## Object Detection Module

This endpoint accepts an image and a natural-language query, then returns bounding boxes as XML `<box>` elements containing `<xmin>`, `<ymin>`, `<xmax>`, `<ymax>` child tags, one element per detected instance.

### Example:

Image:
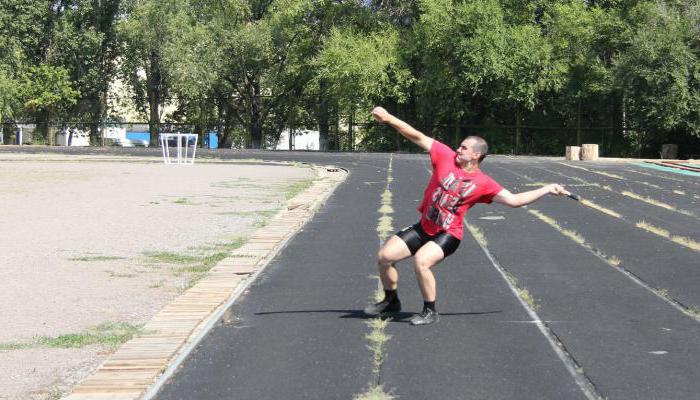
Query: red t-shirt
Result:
<box><xmin>418</xmin><ymin>140</ymin><xmax>504</xmax><ymax>240</ymax></box>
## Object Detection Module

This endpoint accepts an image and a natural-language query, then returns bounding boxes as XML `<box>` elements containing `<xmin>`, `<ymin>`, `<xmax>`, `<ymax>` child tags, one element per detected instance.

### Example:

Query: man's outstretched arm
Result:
<box><xmin>372</xmin><ymin>106</ymin><xmax>434</xmax><ymax>151</ymax></box>
<box><xmin>492</xmin><ymin>184</ymin><xmax>570</xmax><ymax>208</ymax></box>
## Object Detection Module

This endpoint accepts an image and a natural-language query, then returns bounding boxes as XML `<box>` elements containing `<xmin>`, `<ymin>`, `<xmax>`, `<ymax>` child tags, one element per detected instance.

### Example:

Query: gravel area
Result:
<box><xmin>0</xmin><ymin>153</ymin><xmax>315</xmax><ymax>399</ymax></box>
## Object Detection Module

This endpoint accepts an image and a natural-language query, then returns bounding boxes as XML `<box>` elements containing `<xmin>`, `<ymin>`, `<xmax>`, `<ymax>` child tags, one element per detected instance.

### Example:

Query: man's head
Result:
<box><xmin>456</xmin><ymin>136</ymin><xmax>488</xmax><ymax>165</ymax></box>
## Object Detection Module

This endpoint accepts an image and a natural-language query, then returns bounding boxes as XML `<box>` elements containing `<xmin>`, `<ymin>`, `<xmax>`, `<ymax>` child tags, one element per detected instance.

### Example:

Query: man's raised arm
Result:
<box><xmin>372</xmin><ymin>106</ymin><xmax>434</xmax><ymax>151</ymax></box>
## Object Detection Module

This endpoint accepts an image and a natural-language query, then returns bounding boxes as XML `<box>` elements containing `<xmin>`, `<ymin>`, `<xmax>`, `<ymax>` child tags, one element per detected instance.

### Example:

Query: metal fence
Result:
<box><xmin>0</xmin><ymin>119</ymin><xmax>668</xmax><ymax>158</ymax></box>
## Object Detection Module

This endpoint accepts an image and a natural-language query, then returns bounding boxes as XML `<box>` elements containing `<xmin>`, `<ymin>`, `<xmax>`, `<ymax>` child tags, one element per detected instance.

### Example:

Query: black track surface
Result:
<box><xmin>4</xmin><ymin>146</ymin><xmax>699</xmax><ymax>400</ymax></box>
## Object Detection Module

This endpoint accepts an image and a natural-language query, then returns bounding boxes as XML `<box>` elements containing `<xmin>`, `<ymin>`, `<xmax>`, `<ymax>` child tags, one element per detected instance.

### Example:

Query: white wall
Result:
<box><xmin>274</xmin><ymin>129</ymin><xmax>319</xmax><ymax>150</ymax></box>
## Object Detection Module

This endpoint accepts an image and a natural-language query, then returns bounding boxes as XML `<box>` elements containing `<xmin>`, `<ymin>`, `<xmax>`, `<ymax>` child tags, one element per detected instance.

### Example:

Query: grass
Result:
<box><xmin>561</xmin><ymin>228</ymin><xmax>586</xmax><ymax>245</ymax></box>
<box><xmin>688</xmin><ymin>307</ymin><xmax>700</xmax><ymax>318</ymax></box>
<box><xmin>172</xmin><ymin>197</ymin><xmax>194</xmax><ymax>205</ymax></box>
<box><xmin>68</xmin><ymin>255</ymin><xmax>125</xmax><ymax>262</ymax></box>
<box><xmin>144</xmin><ymin>239</ymin><xmax>247</xmax><ymax>278</ymax></box>
<box><xmin>529</xmin><ymin>209</ymin><xmax>623</xmax><ymax>268</ymax></box>
<box><xmin>354</xmin><ymin>385</ymin><xmax>395</xmax><ymax>400</ymax></box>
<box><xmin>284</xmin><ymin>179</ymin><xmax>315</xmax><ymax>200</ymax></box>
<box><xmin>216</xmin><ymin>209</ymin><xmax>279</xmax><ymax>218</ymax></box>
<box><xmin>635</xmin><ymin>221</ymin><xmax>670</xmax><ymax>237</ymax></box>
<box><xmin>634</xmin><ymin>220</ymin><xmax>700</xmax><ymax>252</ymax></box>
<box><xmin>148</xmin><ymin>280</ymin><xmax>165</xmax><ymax>289</ymax></box>
<box><xmin>608</xmin><ymin>256</ymin><xmax>622</xmax><ymax>267</ymax></box>
<box><xmin>37</xmin><ymin>322</ymin><xmax>142</xmax><ymax>349</ymax></box>
<box><xmin>467</xmin><ymin>224</ymin><xmax>488</xmax><ymax>246</ymax></box>
<box><xmin>381</xmin><ymin>189</ymin><xmax>392</xmax><ymax>203</ymax></box>
<box><xmin>174</xmin><ymin>252</ymin><xmax>228</xmax><ymax>275</ymax></box>
<box><xmin>376</xmin><ymin>216</ymin><xmax>394</xmax><ymax>241</ymax></box>
<box><xmin>670</xmin><ymin>235</ymin><xmax>700</xmax><ymax>251</ymax></box>
<box><xmin>0</xmin><ymin>341</ymin><xmax>33</xmax><ymax>350</ymax></box>
<box><xmin>106</xmin><ymin>270</ymin><xmax>137</xmax><ymax>278</ymax></box>
<box><xmin>504</xmin><ymin>273</ymin><xmax>539</xmax><ymax>310</ymax></box>
<box><xmin>580</xmin><ymin>199</ymin><xmax>622</xmax><ymax>219</ymax></box>
<box><xmin>365</xmin><ymin>318</ymin><xmax>391</xmax><ymax>374</ymax></box>
<box><xmin>0</xmin><ymin>322</ymin><xmax>142</xmax><ymax>351</ymax></box>
<box><xmin>378</xmin><ymin>204</ymin><xmax>394</xmax><ymax>214</ymax></box>
<box><xmin>559</xmin><ymin>162</ymin><xmax>662</xmax><ymax>188</ymax></box>
<box><xmin>622</xmin><ymin>191</ymin><xmax>695</xmax><ymax>217</ymax></box>
<box><xmin>353</xmin><ymin>155</ymin><xmax>396</xmax><ymax>400</ymax></box>
<box><xmin>143</xmin><ymin>251</ymin><xmax>202</xmax><ymax>264</ymax></box>
<box><xmin>215</xmin><ymin>237</ymin><xmax>248</xmax><ymax>251</ymax></box>
<box><xmin>43</xmin><ymin>387</ymin><xmax>63</xmax><ymax>400</ymax></box>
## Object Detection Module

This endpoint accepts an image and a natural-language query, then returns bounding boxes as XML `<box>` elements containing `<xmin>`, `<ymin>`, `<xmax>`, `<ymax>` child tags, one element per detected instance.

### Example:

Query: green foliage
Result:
<box><xmin>1</xmin><ymin>0</ymin><xmax>700</xmax><ymax>155</ymax></box>
<box><xmin>37</xmin><ymin>322</ymin><xmax>141</xmax><ymax>349</ymax></box>
<box><xmin>312</xmin><ymin>27</ymin><xmax>413</xmax><ymax>111</ymax></box>
<box><xmin>18</xmin><ymin>64</ymin><xmax>79</xmax><ymax>112</ymax></box>
<box><xmin>617</xmin><ymin>1</ymin><xmax>700</xmax><ymax>137</ymax></box>
<box><xmin>0</xmin><ymin>322</ymin><xmax>142</xmax><ymax>350</ymax></box>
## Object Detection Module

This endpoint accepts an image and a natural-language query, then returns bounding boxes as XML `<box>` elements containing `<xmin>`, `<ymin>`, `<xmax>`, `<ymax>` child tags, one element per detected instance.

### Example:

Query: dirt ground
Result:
<box><xmin>0</xmin><ymin>153</ymin><xmax>315</xmax><ymax>399</ymax></box>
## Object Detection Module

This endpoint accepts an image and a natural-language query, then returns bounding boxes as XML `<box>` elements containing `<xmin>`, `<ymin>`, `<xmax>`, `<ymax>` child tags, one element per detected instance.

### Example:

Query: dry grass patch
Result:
<box><xmin>622</xmin><ymin>191</ymin><xmax>695</xmax><ymax>217</ymax></box>
<box><xmin>467</xmin><ymin>224</ymin><xmax>488</xmax><ymax>246</ymax></box>
<box><xmin>529</xmin><ymin>209</ymin><xmax>623</xmax><ymax>268</ymax></box>
<box><xmin>504</xmin><ymin>273</ymin><xmax>539</xmax><ymax>311</ymax></box>
<box><xmin>580</xmin><ymin>199</ymin><xmax>622</xmax><ymax>219</ymax></box>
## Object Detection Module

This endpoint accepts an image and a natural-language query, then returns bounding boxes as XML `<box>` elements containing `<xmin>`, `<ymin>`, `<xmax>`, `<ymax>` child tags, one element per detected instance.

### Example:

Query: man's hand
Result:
<box><xmin>545</xmin><ymin>183</ymin><xmax>570</xmax><ymax>196</ymax></box>
<box><xmin>372</xmin><ymin>107</ymin><xmax>392</xmax><ymax>124</ymax></box>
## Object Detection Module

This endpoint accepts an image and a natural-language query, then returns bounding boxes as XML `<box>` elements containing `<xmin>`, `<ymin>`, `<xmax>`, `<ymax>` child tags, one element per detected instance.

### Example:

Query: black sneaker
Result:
<box><xmin>409</xmin><ymin>308</ymin><xmax>439</xmax><ymax>325</ymax></box>
<box><xmin>363</xmin><ymin>298</ymin><xmax>401</xmax><ymax>316</ymax></box>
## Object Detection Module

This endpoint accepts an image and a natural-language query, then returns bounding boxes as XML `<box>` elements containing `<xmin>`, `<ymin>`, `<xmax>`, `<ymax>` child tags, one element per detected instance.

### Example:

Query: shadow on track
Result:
<box><xmin>254</xmin><ymin>309</ymin><xmax>502</xmax><ymax>323</ymax></box>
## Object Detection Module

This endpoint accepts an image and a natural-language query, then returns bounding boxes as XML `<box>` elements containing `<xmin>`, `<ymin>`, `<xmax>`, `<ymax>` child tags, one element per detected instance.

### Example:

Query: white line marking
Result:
<box><xmin>468</xmin><ymin>230</ymin><xmax>602</xmax><ymax>400</ymax></box>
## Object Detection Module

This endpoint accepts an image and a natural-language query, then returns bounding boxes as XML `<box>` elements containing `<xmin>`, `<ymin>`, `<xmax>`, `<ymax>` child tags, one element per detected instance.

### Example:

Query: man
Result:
<box><xmin>365</xmin><ymin>106</ymin><xmax>571</xmax><ymax>326</ymax></box>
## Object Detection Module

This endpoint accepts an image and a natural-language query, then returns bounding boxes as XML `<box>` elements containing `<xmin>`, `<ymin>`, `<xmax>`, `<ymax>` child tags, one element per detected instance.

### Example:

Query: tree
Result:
<box><xmin>17</xmin><ymin>64</ymin><xmax>79</xmax><ymax>144</ymax></box>
<box><xmin>409</xmin><ymin>0</ymin><xmax>563</xmax><ymax>152</ymax></box>
<box><xmin>312</xmin><ymin>26</ymin><xmax>413</xmax><ymax>150</ymax></box>
<box><xmin>543</xmin><ymin>2</ymin><xmax>615</xmax><ymax>146</ymax></box>
<box><xmin>615</xmin><ymin>1</ymin><xmax>700</xmax><ymax>155</ymax></box>
<box><xmin>119</xmin><ymin>0</ymin><xmax>179</xmax><ymax>145</ymax></box>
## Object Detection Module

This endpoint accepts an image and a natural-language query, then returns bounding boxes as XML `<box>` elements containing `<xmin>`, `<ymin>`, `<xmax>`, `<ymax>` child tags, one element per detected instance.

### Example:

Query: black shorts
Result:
<box><xmin>396</xmin><ymin>223</ymin><xmax>461</xmax><ymax>257</ymax></box>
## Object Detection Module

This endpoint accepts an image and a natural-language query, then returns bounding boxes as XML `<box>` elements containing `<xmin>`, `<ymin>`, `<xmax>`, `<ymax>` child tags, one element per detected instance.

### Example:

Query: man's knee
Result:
<box><xmin>377</xmin><ymin>247</ymin><xmax>395</xmax><ymax>266</ymax></box>
<box><xmin>414</xmin><ymin>255</ymin><xmax>435</xmax><ymax>272</ymax></box>
<box><xmin>377</xmin><ymin>237</ymin><xmax>408</xmax><ymax>265</ymax></box>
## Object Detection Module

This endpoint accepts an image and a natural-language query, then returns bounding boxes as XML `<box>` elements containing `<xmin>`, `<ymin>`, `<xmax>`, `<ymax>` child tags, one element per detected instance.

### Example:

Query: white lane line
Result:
<box><xmin>468</xmin><ymin>232</ymin><xmax>602</xmax><ymax>400</ymax></box>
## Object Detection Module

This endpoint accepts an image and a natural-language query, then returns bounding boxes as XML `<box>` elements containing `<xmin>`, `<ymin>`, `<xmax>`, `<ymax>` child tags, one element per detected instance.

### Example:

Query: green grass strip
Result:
<box><xmin>285</xmin><ymin>179</ymin><xmax>315</xmax><ymax>200</ymax></box>
<box><xmin>68</xmin><ymin>255</ymin><xmax>125</xmax><ymax>262</ymax></box>
<box><xmin>0</xmin><ymin>322</ymin><xmax>142</xmax><ymax>351</ymax></box>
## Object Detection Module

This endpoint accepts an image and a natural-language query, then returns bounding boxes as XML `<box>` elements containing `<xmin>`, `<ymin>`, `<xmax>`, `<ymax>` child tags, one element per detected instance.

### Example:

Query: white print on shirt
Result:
<box><xmin>427</xmin><ymin>172</ymin><xmax>477</xmax><ymax>230</ymax></box>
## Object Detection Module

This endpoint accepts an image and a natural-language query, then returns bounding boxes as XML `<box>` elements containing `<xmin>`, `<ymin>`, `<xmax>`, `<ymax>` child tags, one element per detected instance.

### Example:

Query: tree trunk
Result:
<box><xmin>147</xmin><ymin>50</ymin><xmax>161</xmax><ymax>146</ymax></box>
<box><xmin>197</xmin><ymin>99</ymin><xmax>205</xmax><ymax>146</ymax></box>
<box><xmin>577</xmin><ymin>97</ymin><xmax>582</xmax><ymax>146</ymax></box>
<box><xmin>514</xmin><ymin>107</ymin><xmax>521</xmax><ymax>155</ymax></box>
<box><xmin>41</xmin><ymin>109</ymin><xmax>53</xmax><ymax>146</ymax></box>
<box><xmin>318</xmin><ymin>80</ymin><xmax>329</xmax><ymax>151</ymax></box>
<box><xmin>348</xmin><ymin>108</ymin><xmax>354</xmax><ymax>151</ymax></box>
<box><xmin>92</xmin><ymin>92</ymin><xmax>107</xmax><ymax>146</ymax></box>
<box><xmin>249</xmin><ymin>80</ymin><xmax>262</xmax><ymax>149</ymax></box>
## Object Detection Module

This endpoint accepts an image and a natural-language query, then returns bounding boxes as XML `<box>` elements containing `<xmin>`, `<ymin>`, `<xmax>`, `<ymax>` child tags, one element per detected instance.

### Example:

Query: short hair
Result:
<box><xmin>465</xmin><ymin>135</ymin><xmax>488</xmax><ymax>162</ymax></box>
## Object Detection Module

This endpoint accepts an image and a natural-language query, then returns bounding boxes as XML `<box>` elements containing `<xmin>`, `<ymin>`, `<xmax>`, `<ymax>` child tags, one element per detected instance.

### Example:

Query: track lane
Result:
<box><xmin>378</xmin><ymin>155</ymin><xmax>588</xmax><ymax>400</ymax></box>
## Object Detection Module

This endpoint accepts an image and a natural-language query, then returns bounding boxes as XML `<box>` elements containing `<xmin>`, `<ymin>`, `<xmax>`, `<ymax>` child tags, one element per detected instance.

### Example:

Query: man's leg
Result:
<box><xmin>377</xmin><ymin>235</ymin><xmax>412</xmax><ymax>290</ymax></box>
<box><xmin>410</xmin><ymin>242</ymin><xmax>446</xmax><ymax>325</ymax></box>
<box><xmin>364</xmin><ymin>235</ymin><xmax>412</xmax><ymax>316</ymax></box>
